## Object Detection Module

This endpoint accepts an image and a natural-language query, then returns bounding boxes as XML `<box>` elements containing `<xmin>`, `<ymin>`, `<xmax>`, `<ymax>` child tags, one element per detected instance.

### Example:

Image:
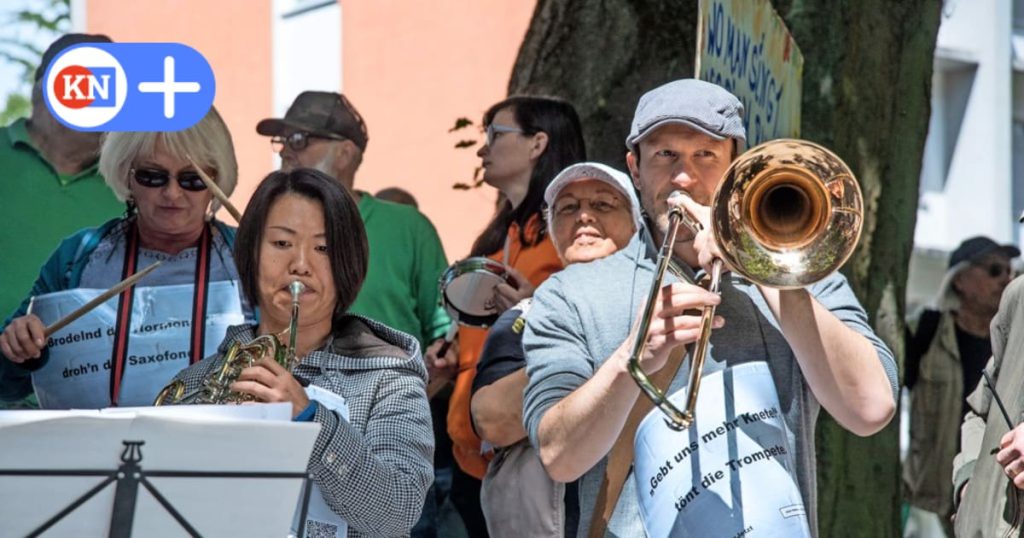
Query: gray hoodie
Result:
<box><xmin>170</xmin><ymin>315</ymin><xmax>433</xmax><ymax>538</ymax></box>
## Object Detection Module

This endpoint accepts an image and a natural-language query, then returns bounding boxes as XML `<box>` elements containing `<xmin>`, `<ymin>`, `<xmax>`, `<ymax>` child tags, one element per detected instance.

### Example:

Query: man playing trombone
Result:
<box><xmin>520</xmin><ymin>79</ymin><xmax>897</xmax><ymax>537</ymax></box>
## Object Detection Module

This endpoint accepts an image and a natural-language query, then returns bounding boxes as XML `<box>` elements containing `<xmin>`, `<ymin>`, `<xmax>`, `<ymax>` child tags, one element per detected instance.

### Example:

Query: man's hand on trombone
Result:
<box><xmin>673</xmin><ymin>193</ymin><xmax>736</xmax><ymax>276</ymax></box>
<box><xmin>622</xmin><ymin>282</ymin><xmax>723</xmax><ymax>375</ymax></box>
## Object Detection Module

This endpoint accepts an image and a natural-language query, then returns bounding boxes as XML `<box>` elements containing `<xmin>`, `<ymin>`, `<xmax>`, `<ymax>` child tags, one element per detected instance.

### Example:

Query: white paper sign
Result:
<box><xmin>634</xmin><ymin>361</ymin><xmax>811</xmax><ymax>538</ymax></box>
<box><xmin>30</xmin><ymin>282</ymin><xmax>246</xmax><ymax>409</ymax></box>
<box><xmin>290</xmin><ymin>384</ymin><xmax>351</xmax><ymax>538</ymax></box>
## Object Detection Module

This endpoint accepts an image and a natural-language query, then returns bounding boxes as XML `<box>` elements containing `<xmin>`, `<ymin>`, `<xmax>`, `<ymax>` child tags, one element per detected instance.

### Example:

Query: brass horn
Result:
<box><xmin>628</xmin><ymin>139</ymin><xmax>863</xmax><ymax>430</ymax></box>
<box><xmin>154</xmin><ymin>280</ymin><xmax>305</xmax><ymax>405</ymax></box>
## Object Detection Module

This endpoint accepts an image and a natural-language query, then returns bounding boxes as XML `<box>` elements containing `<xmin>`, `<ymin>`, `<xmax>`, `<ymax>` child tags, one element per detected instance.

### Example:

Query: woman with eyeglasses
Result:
<box><xmin>0</xmin><ymin>106</ymin><xmax>253</xmax><ymax>409</ymax></box>
<box><xmin>430</xmin><ymin>95</ymin><xmax>585</xmax><ymax>536</ymax></box>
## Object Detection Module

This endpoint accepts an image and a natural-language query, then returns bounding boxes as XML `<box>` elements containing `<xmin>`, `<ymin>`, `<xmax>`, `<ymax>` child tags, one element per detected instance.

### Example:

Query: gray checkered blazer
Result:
<box><xmin>170</xmin><ymin>315</ymin><xmax>434</xmax><ymax>537</ymax></box>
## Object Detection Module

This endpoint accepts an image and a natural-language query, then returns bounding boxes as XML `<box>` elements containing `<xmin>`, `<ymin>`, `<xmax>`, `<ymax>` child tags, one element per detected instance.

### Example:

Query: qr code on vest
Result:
<box><xmin>304</xmin><ymin>519</ymin><xmax>338</xmax><ymax>538</ymax></box>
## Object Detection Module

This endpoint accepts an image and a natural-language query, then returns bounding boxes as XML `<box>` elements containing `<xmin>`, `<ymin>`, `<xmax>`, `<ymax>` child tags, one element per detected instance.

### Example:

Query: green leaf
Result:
<box><xmin>454</xmin><ymin>139</ymin><xmax>477</xmax><ymax>149</ymax></box>
<box><xmin>448</xmin><ymin>117</ymin><xmax>473</xmax><ymax>132</ymax></box>
<box><xmin>0</xmin><ymin>93</ymin><xmax>31</xmax><ymax>125</ymax></box>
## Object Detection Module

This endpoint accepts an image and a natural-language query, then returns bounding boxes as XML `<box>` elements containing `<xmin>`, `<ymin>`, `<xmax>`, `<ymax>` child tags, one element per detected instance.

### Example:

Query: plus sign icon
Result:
<box><xmin>43</xmin><ymin>43</ymin><xmax>215</xmax><ymax>131</ymax></box>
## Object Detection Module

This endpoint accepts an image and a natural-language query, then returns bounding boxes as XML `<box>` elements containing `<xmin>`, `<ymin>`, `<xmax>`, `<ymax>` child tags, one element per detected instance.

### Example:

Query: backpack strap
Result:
<box><xmin>905</xmin><ymin>309</ymin><xmax>942</xmax><ymax>389</ymax></box>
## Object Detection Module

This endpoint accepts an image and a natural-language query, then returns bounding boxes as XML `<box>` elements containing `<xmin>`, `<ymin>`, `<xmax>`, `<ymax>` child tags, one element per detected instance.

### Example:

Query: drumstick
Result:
<box><xmin>187</xmin><ymin>155</ymin><xmax>242</xmax><ymax>224</ymax></box>
<box><xmin>436</xmin><ymin>323</ymin><xmax>458</xmax><ymax>359</ymax></box>
<box><xmin>427</xmin><ymin>324</ymin><xmax>459</xmax><ymax>399</ymax></box>
<box><xmin>44</xmin><ymin>262</ymin><xmax>162</xmax><ymax>338</ymax></box>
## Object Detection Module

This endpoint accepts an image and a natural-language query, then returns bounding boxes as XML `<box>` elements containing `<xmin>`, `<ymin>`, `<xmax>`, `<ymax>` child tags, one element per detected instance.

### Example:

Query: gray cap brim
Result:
<box><xmin>630</xmin><ymin>118</ymin><xmax>727</xmax><ymax>149</ymax></box>
<box><xmin>544</xmin><ymin>162</ymin><xmax>642</xmax><ymax>229</ymax></box>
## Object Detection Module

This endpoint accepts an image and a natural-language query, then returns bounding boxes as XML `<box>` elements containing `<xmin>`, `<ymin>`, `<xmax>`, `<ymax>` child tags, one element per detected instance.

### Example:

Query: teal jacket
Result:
<box><xmin>0</xmin><ymin>217</ymin><xmax>237</xmax><ymax>401</ymax></box>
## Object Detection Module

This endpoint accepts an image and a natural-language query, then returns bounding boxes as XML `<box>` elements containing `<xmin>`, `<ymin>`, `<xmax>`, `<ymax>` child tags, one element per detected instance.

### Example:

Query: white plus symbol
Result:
<box><xmin>137</xmin><ymin>56</ymin><xmax>201</xmax><ymax>119</ymax></box>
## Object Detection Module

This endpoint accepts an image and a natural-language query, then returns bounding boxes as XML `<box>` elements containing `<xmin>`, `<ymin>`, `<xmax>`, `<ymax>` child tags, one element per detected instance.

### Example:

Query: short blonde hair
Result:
<box><xmin>99</xmin><ymin>106</ymin><xmax>238</xmax><ymax>214</ymax></box>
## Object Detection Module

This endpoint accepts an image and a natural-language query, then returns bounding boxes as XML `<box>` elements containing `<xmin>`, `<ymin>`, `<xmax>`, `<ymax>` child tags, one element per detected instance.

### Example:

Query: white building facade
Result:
<box><xmin>908</xmin><ymin>0</ymin><xmax>1023</xmax><ymax>309</ymax></box>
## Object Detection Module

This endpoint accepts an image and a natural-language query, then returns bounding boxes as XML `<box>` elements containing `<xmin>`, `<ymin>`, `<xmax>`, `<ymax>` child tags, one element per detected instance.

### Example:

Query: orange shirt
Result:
<box><xmin>447</xmin><ymin>214</ymin><xmax>563</xmax><ymax>479</ymax></box>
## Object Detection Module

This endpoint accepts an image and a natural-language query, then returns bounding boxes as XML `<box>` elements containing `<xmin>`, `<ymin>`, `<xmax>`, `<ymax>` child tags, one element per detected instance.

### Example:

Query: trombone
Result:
<box><xmin>628</xmin><ymin>139</ymin><xmax>864</xmax><ymax>430</ymax></box>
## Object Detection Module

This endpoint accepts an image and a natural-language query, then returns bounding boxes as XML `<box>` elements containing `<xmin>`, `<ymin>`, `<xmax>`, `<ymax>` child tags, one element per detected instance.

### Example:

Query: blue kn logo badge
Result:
<box><xmin>43</xmin><ymin>43</ymin><xmax>216</xmax><ymax>131</ymax></box>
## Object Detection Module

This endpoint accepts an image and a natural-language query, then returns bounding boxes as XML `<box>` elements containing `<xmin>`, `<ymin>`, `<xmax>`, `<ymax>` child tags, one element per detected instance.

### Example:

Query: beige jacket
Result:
<box><xmin>904</xmin><ymin>309</ymin><xmax>964</xmax><ymax>516</ymax></box>
<box><xmin>952</xmin><ymin>276</ymin><xmax>1024</xmax><ymax>537</ymax></box>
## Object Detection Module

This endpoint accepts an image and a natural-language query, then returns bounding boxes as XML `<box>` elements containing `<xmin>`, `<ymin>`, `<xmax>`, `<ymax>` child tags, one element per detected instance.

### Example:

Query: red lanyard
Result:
<box><xmin>108</xmin><ymin>222</ymin><xmax>213</xmax><ymax>406</ymax></box>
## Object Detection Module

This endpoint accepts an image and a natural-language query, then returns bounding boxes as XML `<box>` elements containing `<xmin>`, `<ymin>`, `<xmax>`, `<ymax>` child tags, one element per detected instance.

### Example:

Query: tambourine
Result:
<box><xmin>439</xmin><ymin>257</ymin><xmax>514</xmax><ymax>328</ymax></box>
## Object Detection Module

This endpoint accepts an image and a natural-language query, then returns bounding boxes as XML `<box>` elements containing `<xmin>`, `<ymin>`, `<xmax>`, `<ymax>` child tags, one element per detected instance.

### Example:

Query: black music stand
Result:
<box><xmin>0</xmin><ymin>408</ymin><xmax>319</xmax><ymax>537</ymax></box>
<box><xmin>0</xmin><ymin>439</ymin><xmax>314</xmax><ymax>538</ymax></box>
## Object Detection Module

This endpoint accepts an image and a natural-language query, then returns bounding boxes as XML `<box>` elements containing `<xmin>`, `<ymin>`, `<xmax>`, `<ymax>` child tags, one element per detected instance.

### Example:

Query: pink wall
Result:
<box><xmin>86</xmin><ymin>0</ymin><xmax>274</xmax><ymax>216</ymax></box>
<box><xmin>86</xmin><ymin>0</ymin><xmax>537</xmax><ymax>259</ymax></box>
<box><xmin>340</xmin><ymin>1</ymin><xmax>535</xmax><ymax>259</ymax></box>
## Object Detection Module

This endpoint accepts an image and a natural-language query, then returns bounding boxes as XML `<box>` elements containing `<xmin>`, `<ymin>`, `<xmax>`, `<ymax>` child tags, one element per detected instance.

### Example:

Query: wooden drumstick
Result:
<box><xmin>44</xmin><ymin>262</ymin><xmax>162</xmax><ymax>337</ymax></box>
<box><xmin>427</xmin><ymin>324</ymin><xmax>458</xmax><ymax>399</ymax></box>
<box><xmin>187</xmin><ymin>155</ymin><xmax>242</xmax><ymax>224</ymax></box>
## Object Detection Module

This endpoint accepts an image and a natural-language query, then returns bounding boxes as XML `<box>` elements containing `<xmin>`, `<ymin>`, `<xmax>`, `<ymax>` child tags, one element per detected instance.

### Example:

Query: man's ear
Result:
<box><xmin>626</xmin><ymin>151</ymin><xmax>641</xmax><ymax>190</ymax></box>
<box><xmin>529</xmin><ymin>131</ymin><xmax>549</xmax><ymax>160</ymax></box>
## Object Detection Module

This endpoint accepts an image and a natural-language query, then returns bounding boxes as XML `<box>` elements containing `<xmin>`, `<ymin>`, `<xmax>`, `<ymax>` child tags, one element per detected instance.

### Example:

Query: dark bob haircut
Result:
<box><xmin>233</xmin><ymin>168</ymin><xmax>368</xmax><ymax>322</ymax></box>
<box><xmin>470</xmin><ymin>95</ymin><xmax>586</xmax><ymax>257</ymax></box>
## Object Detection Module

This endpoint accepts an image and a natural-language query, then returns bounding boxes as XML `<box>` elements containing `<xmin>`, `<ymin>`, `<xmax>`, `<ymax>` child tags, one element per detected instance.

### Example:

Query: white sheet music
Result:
<box><xmin>0</xmin><ymin>404</ymin><xmax>317</xmax><ymax>537</ymax></box>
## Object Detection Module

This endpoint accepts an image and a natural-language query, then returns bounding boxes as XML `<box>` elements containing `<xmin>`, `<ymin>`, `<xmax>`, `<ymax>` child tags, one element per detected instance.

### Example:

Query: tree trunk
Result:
<box><xmin>509</xmin><ymin>0</ymin><xmax>941</xmax><ymax>535</ymax></box>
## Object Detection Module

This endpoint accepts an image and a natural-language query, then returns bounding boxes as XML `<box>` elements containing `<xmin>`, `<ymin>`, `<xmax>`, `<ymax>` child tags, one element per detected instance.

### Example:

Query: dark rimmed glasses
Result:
<box><xmin>130</xmin><ymin>167</ymin><xmax>210</xmax><ymax>192</ymax></box>
<box><xmin>270</xmin><ymin>131</ymin><xmax>347</xmax><ymax>153</ymax></box>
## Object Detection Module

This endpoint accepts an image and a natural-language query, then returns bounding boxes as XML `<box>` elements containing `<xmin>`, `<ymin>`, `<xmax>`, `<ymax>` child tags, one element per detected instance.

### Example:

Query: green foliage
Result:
<box><xmin>0</xmin><ymin>0</ymin><xmax>71</xmax><ymax>124</ymax></box>
<box><xmin>452</xmin><ymin>166</ymin><xmax>484</xmax><ymax>190</ymax></box>
<box><xmin>448</xmin><ymin>116</ymin><xmax>474</xmax><ymax>132</ymax></box>
<box><xmin>450</xmin><ymin>115</ymin><xmax>484</xmax><ymax>189</ymax></box>
<box><xmin>0</xmin><ymin>93</ymin><xmax>31</xmax><ymax>124</ymax></box>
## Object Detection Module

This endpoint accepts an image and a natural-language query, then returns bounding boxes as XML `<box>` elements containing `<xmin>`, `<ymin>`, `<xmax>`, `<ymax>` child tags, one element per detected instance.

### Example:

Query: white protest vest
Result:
<box><xmin>30</xmin><ymin>282</ymin><xmax>245</xmax><ymax>408</ymax></box>
<box><xmin>633</xmin><ymin>361</ymin><xmax>811</xmax><ymax>538</ymax></box>
<box><xmin>291</xmin><ymin>384</ymin><xmax>349</xmax><ymax>538</ymax></box>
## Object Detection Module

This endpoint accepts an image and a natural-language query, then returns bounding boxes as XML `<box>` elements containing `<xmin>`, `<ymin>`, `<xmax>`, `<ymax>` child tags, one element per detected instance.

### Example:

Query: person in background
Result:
<box><xmin>0</xmin><ymin>33</ymin><xmax>123</xmax><ymax>408</ymax></box>
<box><xmin>470</xmin><ymin>162</ymin><xmax>641</xmax><ymax>537</ymax></box>
<box><xmin>903</xmin><ymin>236</ymin><xmax>1019</xmax><ymax>537</ymax></box>
<box><xmin>376</xmin><ymin>186</ymin><xmax>419</xmax><ymax>209</ymax></box>
<box><xmin>437</xmin><ymin>95</ymin><xmax>585</xmax><ymax>536</ymax></box>
<box><xmin>950</xmin><ymin>212</ymin><xmax>1024</xmax><ymax>537</ymax></box>
<box><xmin>0</xmin><ymin>106</ymin><xmax>251</xmax><ymax>409</ymax></box>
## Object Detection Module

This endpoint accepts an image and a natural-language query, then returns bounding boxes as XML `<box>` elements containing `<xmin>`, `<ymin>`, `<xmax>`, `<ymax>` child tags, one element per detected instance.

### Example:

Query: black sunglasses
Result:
<box><xmin>130</xmin><ymin>167</ymin><xmax>210</xmax><ymax>192</ymax></box>
<box><xmin>270</xmin><ymin>131</ymin><xmax>347</xmax><ymax>153</ymax></box>
<box><xmin>974</xmin><ymin>261</ymin><xmax>1012</xmax><ymax>279</ymax></box>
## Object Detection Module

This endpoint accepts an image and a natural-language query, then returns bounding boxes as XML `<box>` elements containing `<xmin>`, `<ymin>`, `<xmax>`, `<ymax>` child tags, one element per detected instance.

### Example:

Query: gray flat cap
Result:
<box><xmin>626</xmin><ymin>79</ymin><xmax>746</xmax><ymax>152</ymax></box>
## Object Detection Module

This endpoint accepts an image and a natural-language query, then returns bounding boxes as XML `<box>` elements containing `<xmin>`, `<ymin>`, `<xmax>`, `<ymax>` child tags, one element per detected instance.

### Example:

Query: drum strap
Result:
<box><xmin>587</xmin><ymin>345</ymin><xmax>688</xmax><ymax>538</ymax></box>
<box><xmin>108</xmin><ymin>222</ymin><xmax>213</xmax><ymax>406</ymax></box>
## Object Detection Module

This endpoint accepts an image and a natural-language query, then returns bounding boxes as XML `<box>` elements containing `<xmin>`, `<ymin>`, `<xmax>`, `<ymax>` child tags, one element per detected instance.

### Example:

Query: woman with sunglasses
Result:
<box><xmin>903</xmin><ymin>236</ymin><xmax>1020</xmax><ymax>534</ymax></box>
<box><xmin>432</xmin><ymin>96</ymin><xmax>585</xmax><ymax>536</ymax></box>
<box><xmin>0</xmin><ymin>106</ymin><xmax>253</xmax><ymax>409</ymax></box>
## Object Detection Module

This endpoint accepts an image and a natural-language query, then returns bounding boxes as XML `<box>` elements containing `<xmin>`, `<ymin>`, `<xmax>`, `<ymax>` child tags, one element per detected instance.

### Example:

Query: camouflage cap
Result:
<box><xmin>256</xmin><ymin>91</ymin><xmax>368</xmax><ymax>151</ymax></box>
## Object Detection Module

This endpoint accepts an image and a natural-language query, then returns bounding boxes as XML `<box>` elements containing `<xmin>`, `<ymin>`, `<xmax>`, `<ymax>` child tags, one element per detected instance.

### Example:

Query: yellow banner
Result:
<box><xmin>696</xmin><ymin>0</ymin><xmax>803</xmax><ymax>146</ymax></box>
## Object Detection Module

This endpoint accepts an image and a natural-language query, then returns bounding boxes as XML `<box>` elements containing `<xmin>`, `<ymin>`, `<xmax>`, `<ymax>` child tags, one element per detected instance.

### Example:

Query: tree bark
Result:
<box><xmin>509</xmin><ymin>0</ymin><xmax>941</xmax><ymax>535</ymax></box>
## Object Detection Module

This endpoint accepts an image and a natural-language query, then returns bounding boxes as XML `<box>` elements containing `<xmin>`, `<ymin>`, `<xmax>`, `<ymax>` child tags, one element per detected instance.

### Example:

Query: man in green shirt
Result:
<box><xmin>1</xmin><ymin>33</ymin><xmax>122</xmax><ymax>334</ymax></box>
